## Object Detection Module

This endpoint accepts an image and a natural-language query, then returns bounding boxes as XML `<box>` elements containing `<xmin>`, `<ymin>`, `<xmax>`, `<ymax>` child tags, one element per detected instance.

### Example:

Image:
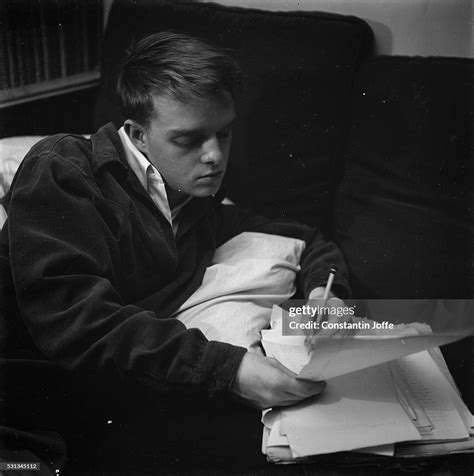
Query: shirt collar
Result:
<box><xmin>118</xmin><ymin>126</ymin><xmax>155</xmax><ymax>191</ymax></box>
<box><xmin>118</xmin><ymin>126</ymin><xmax>192</xmax><ymax>232</ymax></box>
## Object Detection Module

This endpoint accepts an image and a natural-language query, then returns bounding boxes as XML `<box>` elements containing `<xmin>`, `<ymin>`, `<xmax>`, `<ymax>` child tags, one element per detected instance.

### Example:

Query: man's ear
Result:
<box><xmin>124</xmin><ymin>119</ymin><xmax>149</xmax><ymax>155</ymax></box>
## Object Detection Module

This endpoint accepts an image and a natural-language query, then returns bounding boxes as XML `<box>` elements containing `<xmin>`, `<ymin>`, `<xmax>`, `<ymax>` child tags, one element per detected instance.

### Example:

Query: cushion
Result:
<box><xmin>0</xmin><ymin>136</ymin><xmax>48</xmax><ymax>198</ymax></box>
<box><xmin>334</xmin><ymin>57</ymin><xmax>474</xmax><ymax>299</ymax></box>
<box><xmin>173</xmin><ymin>232</ymin><xmax>305</xmax><ymax>352</ymax></box>
<box><xmin>94</xmin><ymin>0</ymin><xmax>373</xmax><ymax>229</ymax></box>
<box><xmin>0</xmin><ymin>136</ymin><xmax>50</xmax><ymax>228</ymax></box>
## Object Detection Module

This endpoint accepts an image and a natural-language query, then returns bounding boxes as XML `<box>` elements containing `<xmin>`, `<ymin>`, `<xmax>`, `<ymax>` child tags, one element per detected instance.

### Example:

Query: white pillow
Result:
<box><xmin>174</xmin><ymin>232</ymin><xmax>306</xmax><ymax>352</ymax></box>
<box><xmin>0</xmin><ymin>136</ymin><xmax>49</xmax><ymax>196</ymax></box>
<box><xmin>0</xmin><ymin>136</ymin><xmax>49</xmax><ymax>229</ymax></box>
<box><xmin>0</xmin><ymin>135</ymin><xmax>90</xmax><ymax>229</ymax></box>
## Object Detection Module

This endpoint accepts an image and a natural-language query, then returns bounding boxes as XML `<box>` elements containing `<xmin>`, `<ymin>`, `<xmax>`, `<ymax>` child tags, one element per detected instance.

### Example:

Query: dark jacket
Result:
<box><xmin>0</xmin><ymin>123</ymin><xmax>349</xmax><ymax>418</ymax></box>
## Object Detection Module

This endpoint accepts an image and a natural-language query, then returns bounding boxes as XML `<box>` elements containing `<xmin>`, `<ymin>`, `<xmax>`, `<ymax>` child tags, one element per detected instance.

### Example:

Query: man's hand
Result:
<box><xmin>231</xmin><ymin>352</ymin><xmax>326</xmax><ymax>410</ymax></box>
<box><xmin>304</xmin><ymin>287</ymin><xmax>355</xmax><ymax>349</ymax></box>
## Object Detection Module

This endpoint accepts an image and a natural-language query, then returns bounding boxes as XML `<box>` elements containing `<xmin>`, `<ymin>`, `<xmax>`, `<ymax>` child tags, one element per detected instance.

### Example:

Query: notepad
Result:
<box><xmin>393</xmin><ymin>352</ymin><xmax>471</xmax><ymax>441</ymax></box>
<box><xmin>263</xmin><ymin>352</ymin><xmax>472</xmax><ymax>461</ymax></box>
<box><xmin>279</xmin><ymin>364</ymin><xmax>421</xmax><ymax>457</ymax></box>
<box><xmin>261</xmin><ymin>306</ymin><xmax>473</xmax><ymax>462</ymax></box>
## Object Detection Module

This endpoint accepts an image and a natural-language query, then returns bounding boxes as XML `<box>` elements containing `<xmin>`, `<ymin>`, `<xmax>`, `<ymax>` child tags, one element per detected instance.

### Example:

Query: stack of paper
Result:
<box><xmin>261</xmin><ymin>306</ymin><xmax>474</xmax><ymax>463</ymax></box>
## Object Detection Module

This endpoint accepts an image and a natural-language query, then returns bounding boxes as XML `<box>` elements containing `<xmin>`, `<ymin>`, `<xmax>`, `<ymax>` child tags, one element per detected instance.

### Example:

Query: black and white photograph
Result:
<box><xmin>0</xmin><ymin>0</ymin><xmax>473</xmax><ymax>474</ymax></box>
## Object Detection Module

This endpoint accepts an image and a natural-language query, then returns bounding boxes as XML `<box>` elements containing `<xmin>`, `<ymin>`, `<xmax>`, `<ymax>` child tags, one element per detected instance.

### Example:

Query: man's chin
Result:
<box><xmin>189</xmin><ymin>182</ymin><xmax>223</xmax><ymax>198</ymax></box>
<box><xmin>191</xmin><ymin>189</ymin><xmax>220</xmax><ymax>198</ymax></box>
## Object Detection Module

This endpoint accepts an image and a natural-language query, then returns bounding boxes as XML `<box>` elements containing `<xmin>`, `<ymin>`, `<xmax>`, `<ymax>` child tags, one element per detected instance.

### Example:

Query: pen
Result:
<box><xmin>305</xmin><ymin>268</ymin><xmax>337</xmax><ymax>350</ymax></box>
<box><xmin>315</xmin><ymin>267</ymin><xmax>337</xmax><ymax>326</ymax></box>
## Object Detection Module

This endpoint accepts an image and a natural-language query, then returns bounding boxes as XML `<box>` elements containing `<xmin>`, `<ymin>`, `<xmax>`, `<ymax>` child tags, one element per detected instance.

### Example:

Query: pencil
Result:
<box><xmin>305</xmin><ymin>267</ymin><xmax>337</xmax><ymax>350</ymax></box>
<box><xmin>315</xmin><ymin>268</ymin><xmax>337</xmax><ymax>325</ymax></box>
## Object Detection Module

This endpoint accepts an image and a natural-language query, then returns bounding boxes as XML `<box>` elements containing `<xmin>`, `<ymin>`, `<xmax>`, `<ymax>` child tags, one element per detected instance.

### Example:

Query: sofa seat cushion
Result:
<box><xmin>334</xmin><ymin>56</ymin><xmax>473</xmax><ymax>299</ymax></box>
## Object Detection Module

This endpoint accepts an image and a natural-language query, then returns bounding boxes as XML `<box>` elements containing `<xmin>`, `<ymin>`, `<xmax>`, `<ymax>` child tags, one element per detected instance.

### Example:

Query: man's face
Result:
<box><xmin>132</xmin><ymin>92</ymin><xmax>235</xmax><ymax>199</ymax></box>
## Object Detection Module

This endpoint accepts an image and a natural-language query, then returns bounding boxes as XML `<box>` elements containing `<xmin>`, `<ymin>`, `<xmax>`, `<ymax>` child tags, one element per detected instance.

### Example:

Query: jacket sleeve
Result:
<box><xmin>6</xmin><ymin>153</ymin><xmax>246</xmax><ymax>396</ymax></box>
<box><xmin>214</xmin><ymin>202</ymin><xmax>351</xmax><ymax>299</ymax></box>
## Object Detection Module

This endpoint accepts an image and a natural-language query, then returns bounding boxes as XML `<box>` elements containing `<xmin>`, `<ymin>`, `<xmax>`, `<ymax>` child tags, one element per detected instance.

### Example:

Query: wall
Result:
<box><xmin>203</xmin><ymin>0</ymin><xmax>473</xmax><ymax>58</ymax></box>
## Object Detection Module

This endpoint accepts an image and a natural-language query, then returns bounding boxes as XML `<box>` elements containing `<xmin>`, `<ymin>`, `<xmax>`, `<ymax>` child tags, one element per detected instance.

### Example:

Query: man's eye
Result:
<box><xmin>173</xmin><ymin>137</ymin><xmax>201</xmax><ymax>149</ymax></box>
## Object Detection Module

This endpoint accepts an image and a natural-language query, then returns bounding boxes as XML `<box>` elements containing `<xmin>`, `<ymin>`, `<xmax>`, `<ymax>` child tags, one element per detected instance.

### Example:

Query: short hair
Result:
<box><xmin>116</xmin><ymin>31</ymin><xmax>242</xmax><ymax>126</ymax></box>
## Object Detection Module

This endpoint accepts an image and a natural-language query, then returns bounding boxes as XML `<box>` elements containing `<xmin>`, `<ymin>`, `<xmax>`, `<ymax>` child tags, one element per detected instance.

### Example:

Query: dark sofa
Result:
<box><xmin>1</xmin><ymin>0</ymin><xmax>472</xmax><ymax>473</ymax></box>
<box><xmin>94</xmin><ymin>0</ymin><xmax>473</xmax><ymax>403</ymax></box>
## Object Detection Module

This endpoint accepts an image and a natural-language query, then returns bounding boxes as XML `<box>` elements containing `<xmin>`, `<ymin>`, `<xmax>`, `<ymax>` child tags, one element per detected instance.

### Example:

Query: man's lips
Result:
<box><xmin>198</xmin><ymin>171</ymin><xmax>223</xmax><ymax>179</ymax></box>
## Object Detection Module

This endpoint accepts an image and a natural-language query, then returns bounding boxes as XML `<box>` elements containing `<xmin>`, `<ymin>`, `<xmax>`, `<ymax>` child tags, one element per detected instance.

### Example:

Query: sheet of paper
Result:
<box><xmin>267</xmin><ymin>413</ymin><xmax>290</xmax><ymax>448</ymax></box>
<box><xmin>261</xmin><ymin>306</ymin><xmax>471</xmax><ymax>381</ymax></box>
<box><xmin>279</xmin><ymin>364</ymin><xmax>421</xmax><ymax>457</ymax></box>
<box><xmin>259</xmin><ymin>335</ymin><xmax>308</xmax><ymax>373</ymax></box>
<box><xmin>261</xmin><ymin>408</ymin><xmax>279</xmax><ymax>430</ymax></box>
<box><xmin>264</xmin><ymin>415</ymin><xmax>395</xmax><ymax>459</ymax></box>
<box><xmin>265</xmin><ymin>444</ymin><xmax>295</xmax><ymax>463</ymax></box>
<box><xmin>298</xmin><ymin>333</ymin><xmax>468</xmax><ymax>381</ymax></box>
<box><xmin>354</xmin><ymin>444</ymin><xmax>395</xmax><ymax>457</ymax></box>
<box><xmin>262</xmin><ymin>426</ymin><xmax>269</xmax><ymax>455</ymax></box>
<box><xmin>394</xmin><ymin>352</ymin><xmax>471</xmax><ymax>441</ymax></box>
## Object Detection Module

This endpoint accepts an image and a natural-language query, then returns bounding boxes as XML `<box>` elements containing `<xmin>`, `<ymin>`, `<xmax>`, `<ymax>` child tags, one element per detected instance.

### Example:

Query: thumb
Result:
<box><xmin>290</xmin><ymin>379</ymin><xmax>327</xmax><ymax>398</ymax></box>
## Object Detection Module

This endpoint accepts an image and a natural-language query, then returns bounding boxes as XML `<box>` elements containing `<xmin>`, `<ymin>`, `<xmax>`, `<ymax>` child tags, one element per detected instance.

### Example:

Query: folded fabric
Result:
<box><xmin>174</xmin><ymin>232</ymin><xmax>305</xmax><ymax>352</ymax></box>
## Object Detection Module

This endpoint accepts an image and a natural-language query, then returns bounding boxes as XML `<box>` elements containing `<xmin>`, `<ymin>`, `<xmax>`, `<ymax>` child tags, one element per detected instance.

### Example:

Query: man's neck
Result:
<box><xmin>165</xmin><ymin>184</ymin><xmax>190</xmax><ymax>210</ymax></box>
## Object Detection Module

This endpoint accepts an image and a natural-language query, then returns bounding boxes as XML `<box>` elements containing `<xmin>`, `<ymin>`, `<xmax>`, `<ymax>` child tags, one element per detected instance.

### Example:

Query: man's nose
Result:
<box><xmin>200</xmin><ymin>137</ymin><xmax>223</xmax><ymax>165</ymax></box>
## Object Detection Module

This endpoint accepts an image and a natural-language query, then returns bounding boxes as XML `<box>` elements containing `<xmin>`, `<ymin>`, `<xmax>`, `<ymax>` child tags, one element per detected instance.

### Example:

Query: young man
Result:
<box><xmin>0</xmin><ymin>32</ymin><xmax>349</xmax><ymax>469</ymax></box>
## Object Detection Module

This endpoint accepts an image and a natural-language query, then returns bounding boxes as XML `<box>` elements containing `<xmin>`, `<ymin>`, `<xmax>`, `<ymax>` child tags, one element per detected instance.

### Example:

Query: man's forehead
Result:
<box><xmin>150</xmin><ymin>92</ymin><xmax>235</xmax><ymax>130</ymax></box>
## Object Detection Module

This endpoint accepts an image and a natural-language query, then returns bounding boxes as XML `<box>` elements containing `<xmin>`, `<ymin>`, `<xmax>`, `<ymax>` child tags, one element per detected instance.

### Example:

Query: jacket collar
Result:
<box><xmin>89</xmin><ymin>123</ymin><xmax>227</xmax><ymax>199</ymax></box>
<box><xmin>88</xmin><ymin>122</ymin><xmax>226</xmax><ymax>224</ymax></box>
<box><xmin>90</xmin><ymin>122</ymin><xmax>130</xmax><ymax>174</ymax></box>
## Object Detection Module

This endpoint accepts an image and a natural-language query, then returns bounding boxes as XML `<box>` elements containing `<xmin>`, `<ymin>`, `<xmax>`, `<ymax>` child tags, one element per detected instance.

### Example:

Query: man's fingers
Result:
<box><xmin>314</xmin><ymin>325</ymin><xmax>355</xmax><ymax>339</ymax></box>
<box><xmin>286</xmin><ymin>378</ymin><xmax>326</xmax><ymax>398</ymax></box>
<box><xmin>271</xmin><ymin>358</ymin><xmax>326</xmax><ymax>398</ymax></box>
<box><xmin>232</xmin><ymin>353</ymin><xmax>329</xmax><ymax>409</ymax></box>
<box><xmin>271</xmin><ymin>380</ymin><xmax>327</xmax><ymax>407</ymax></box>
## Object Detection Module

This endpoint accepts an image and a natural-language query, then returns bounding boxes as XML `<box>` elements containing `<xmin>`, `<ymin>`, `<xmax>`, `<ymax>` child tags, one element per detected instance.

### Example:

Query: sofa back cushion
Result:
<box><xmin>334</xmin><ymin>57</ymin><xmax>473</xmax><ymax>298</ymax></box>
<box><xmin>94</xmin><ymin>0</ymin><xmax>373</xmax><ymax>229</ymax></box>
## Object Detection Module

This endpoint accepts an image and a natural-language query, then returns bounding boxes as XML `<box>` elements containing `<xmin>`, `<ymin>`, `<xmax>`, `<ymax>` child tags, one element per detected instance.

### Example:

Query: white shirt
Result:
<box><xmin>118</xmin><ymin>127</ymin><xmax>191</xmax><ymax>236</ymax></box>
